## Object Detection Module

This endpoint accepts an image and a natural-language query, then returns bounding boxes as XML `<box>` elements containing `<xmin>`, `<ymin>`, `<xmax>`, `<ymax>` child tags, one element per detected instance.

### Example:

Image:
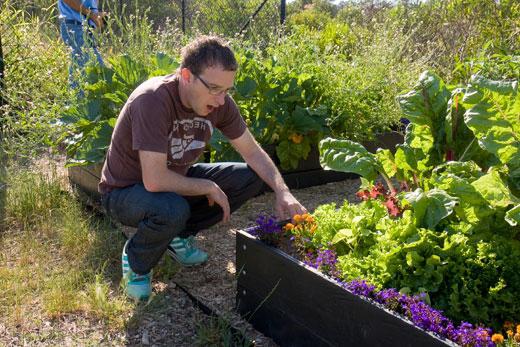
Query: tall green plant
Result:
<box><xmin>56</xmin><ymin>53</ymin><xmax>179</xmax><ymax>166</ymax></box>
<box><xmin>233</xmin><ymin>49</ymin><xmax>328</xmax><ymax>170</ymax></box>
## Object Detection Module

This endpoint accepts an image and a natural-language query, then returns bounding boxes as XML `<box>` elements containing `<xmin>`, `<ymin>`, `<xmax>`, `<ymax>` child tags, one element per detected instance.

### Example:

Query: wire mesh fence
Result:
<box><xmin>104</xmin><ymin>0</ymin><xmax>286</xmax><ymax>42</ymax></box>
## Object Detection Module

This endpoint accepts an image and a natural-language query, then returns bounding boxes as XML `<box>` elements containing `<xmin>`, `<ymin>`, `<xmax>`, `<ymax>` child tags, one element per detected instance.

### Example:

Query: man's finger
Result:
<box><xmin>221</xmin><ymin>201</ymin><xmax>231</xmax><ymax>223</ymax></box>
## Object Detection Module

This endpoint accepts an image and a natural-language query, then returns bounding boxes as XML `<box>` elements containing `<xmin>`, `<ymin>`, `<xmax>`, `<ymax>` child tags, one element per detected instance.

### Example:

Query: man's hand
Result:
<box><xmin>229</xmin><ymin>129</ymin><xmax>307</xmax><ymax>220</ymax></box>
<box><xmin>90</xmin><ymin>11</ymin><xmax>106</xmax><ymax>30</ymax></box>
<box><xmin>206</xmin><ymin>183</ymin><xmax>231</xmax><ymax>223</ymax></box>
<box><xmin>140</xmin><ymin>150</ymin><xmax>230</xmax><ymax>223</ymax></box>
<box><xmin>275</xmin><ymin>190</ymin><xmax>307</xmax><ymax>220</ymax></box>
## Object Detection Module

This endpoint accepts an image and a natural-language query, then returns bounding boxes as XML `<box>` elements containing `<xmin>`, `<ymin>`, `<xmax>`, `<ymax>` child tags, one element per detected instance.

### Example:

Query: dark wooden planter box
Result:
<box><xmin>68</xmin><ymin>163</ymin><xmax>103</xmax><ymax>199</ymax></box>
<box><xmin>236</xmin><ymin>229</ymin><xmax>455</xmax><ymax>347</ymax></box>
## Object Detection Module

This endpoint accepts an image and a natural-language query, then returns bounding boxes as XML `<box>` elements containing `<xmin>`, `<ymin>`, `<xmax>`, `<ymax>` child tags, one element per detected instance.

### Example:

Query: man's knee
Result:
<box><xmin>232</xmin><ymin>163</ymin><xmax>265</xmax><ymax>197</ymax></box>
<box><xmin>153</xmin><ymin>196</ymin><xmax>191</xmax><ymax>232</ymax></box>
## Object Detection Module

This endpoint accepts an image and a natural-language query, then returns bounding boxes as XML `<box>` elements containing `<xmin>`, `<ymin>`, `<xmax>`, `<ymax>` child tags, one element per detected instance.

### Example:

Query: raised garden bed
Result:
<box><xmin>235</xmin><ymin>228</ymin><xmax>454</xmax><ymax>347</ymax></box>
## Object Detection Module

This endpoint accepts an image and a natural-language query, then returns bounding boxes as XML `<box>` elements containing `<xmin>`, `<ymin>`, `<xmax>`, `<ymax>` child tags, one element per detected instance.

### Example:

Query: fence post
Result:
<box><xmin>181</xmin><ymin>0</ymin><xmax>186</xmax><ymax>34</ymax></box>
<box><xmin>280</xmin><ymin>0</ymin><xmax>286</xmax><ymax>25</ymax></box>
<box><xmin>239</xmin><ymin>0</ymin><xmax>269</xmax><ymax>36</ymax></box>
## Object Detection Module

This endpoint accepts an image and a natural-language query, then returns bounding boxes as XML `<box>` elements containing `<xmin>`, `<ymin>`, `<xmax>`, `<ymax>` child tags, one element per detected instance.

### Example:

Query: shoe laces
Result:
<box><xmin>127</xmin><ymin>271</ymin><xmax>151</xmax><ymax>283</ymax></box>
<box><xmin>184</xmin><ymin>236</ymin><xmax>196</xmax><ymax>254</ymax></box>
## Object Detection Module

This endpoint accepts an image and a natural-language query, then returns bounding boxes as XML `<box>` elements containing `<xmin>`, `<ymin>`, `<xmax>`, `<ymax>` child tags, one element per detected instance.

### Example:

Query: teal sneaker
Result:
<box><xmin>167</xmin><ymin>236</ymin><xmax>208</xmax><ymax>266</ymax></box>
<box><xmin>122</xmin><ymin>240</ymin><xmax>152</xmax><ymax>301</ymax></box>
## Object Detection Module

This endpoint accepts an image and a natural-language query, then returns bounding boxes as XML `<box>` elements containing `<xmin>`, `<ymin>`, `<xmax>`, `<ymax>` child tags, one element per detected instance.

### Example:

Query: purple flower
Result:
<box><xmin>252</xmin><ymin>214</ymin><xmax>283</xmax><ymax>246</ymax></box>
<box><xmin>304</xmin><ymin>249</ymin><xmax>341</xmax><ymax>278</ymax></box>
<box><xmin>345</xmin><ymin>279</ymin><xmax>376</xmax><ymax>298</ymax></box>
<box><xmin>255</xmin><ymin>214</ymin><xmax>281</xmax><ymax>234</ymax></box>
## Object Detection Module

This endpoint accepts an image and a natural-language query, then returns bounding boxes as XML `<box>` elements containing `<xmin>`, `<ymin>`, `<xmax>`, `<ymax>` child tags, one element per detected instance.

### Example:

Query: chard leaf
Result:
<box><xmin>431</xmin><ymin>161</ymin><xmax>483</xmax><ymax>182</ymax></box>
<box><xmin>397</xmin><ymin>71</ymin><xmax>450</xmax><ymax>164</ymax></box>
<box><xmin>397</xmin><ymin>71</ymin><xmax>450</xmax><ymax>127</ymax></box>
<box><xmin>375</xmin><ymin>149</ymin><xmax>397</xmax><ymax>178</ymax></box>
<box><xmin>505</xmin><ymin>205</ymin><xmax>520</xmax><ymax>226</ymax></box>
<box><xmin>462</xmin><ymin>75</ymin><xmax>520</xmax><ymax>169</ymax></box>
<box><xmin>405</xmin><ymin>188</ymin><xmax>458</xmax><ymax>229</ymax></box>
<box><xmin>319</xmin><ymin>138</ymin><xmax>382</xmax><ymax>181</ymax></box>
<box><xmin>471</xmin><ymin>167</ymin><xmax>519</xmax><ymax>208</ymax></box>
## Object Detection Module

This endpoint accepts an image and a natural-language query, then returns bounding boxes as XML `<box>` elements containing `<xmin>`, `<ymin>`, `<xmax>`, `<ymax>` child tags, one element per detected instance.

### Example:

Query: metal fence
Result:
<box><xmin>104</xmin><ymin>0</ymin><xmax>287</xmax><ymax>41</ymax></box>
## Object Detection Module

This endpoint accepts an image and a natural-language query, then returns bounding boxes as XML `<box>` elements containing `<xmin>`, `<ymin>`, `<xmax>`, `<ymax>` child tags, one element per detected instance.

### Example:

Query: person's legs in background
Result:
<box><xmin>59</xmin><ymin>20</ymin><xmax>104</xmax><ymax>92</ymax></box>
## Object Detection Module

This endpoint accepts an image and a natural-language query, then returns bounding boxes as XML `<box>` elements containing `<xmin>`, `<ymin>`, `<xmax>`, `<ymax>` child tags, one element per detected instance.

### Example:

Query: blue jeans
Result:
<box><xmin>59</xmin><ymin>20</ymin><xmax>104</xmax><ymax>90</ymax></box>
<box><xmin>102</xmin><ymin>162</ymin><xmax>265</xmax><ymax>274</ymax></box>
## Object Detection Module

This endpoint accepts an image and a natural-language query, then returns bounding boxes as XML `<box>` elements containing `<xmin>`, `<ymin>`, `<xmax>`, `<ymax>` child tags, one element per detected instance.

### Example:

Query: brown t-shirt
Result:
<box><xmin>98</xmin><ymin>74</ymin><xmax>247</xmax><ymax>194</ymax></box>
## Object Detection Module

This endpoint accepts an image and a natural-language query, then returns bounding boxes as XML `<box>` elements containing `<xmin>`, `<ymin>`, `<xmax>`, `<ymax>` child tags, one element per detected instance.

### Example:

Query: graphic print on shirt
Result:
<box><xmin>169</xmin><ymin>117</ymin><xmax>213</xmax><ymax>165</ymax></box>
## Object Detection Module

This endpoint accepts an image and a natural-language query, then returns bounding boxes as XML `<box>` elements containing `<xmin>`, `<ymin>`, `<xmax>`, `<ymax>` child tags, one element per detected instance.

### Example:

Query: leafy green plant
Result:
<box><xmin>217</xmin><ymin>48</ymin><xmax>329</xmax><ymax>170</ymax></box>
<box><xmin>315</xmin><ymin>70</ymin><xmax>520</xmax><ymax>327</ymax></box>
<box><xmin>55</xmin><ymin>53</ymin><xmax>178</xmax><ymax>166</ymax></box>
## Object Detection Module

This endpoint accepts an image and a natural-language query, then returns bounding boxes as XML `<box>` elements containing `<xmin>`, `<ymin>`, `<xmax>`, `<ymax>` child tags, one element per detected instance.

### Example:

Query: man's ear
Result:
<box><xmin>180</xmin><ymin>68</ymin><xmax>192</xmax><ymax>83</ymax></box>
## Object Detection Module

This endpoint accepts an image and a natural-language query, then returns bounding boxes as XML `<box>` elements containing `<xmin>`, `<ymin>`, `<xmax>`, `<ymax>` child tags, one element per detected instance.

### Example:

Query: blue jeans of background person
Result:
<box><xmin>59</xmin><ymin>20</ymin><xmax>104</xmax><ymax>90</ymax></box>
<box><xmin>102</xmin><ymin>162</ymin><xmax>265</xmax><ymax>275</ymax></box>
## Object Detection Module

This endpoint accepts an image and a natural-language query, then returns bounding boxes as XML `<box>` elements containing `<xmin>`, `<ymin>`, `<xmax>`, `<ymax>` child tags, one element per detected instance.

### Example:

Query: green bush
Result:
<box><xmin>0</xmin><ymin>3</ymin><xmax>70</xmax><ymax>158</ymax></box>
<box><xmin>270</xmin><ymin>19</ymin><xmax>423</xmax><ymax>141</ymax></box>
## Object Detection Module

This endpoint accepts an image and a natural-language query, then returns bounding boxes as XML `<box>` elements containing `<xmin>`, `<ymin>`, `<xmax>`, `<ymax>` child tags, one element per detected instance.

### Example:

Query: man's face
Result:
<box><xmin>184</xmin><ymin>65</ymin><xmax>236</xmax><ymax>116</ymax></box>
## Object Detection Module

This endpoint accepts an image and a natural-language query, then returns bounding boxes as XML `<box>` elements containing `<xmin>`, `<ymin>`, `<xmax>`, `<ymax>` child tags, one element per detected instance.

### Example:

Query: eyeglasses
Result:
<box><xmin>194</xmin><ymin>74</ymin><xmax>235</xmax><ymax>96</ymax></box>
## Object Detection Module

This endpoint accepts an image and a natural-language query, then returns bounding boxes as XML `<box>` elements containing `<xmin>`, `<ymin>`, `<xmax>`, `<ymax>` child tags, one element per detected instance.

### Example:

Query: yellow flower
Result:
<box><xmin>491</xmin><ymin>334</ymin><xmax>504</xmax><ymax>344</ymax></box>
<box><xmin>517</xmin><ymin>324</ymin><xmax>520</xmax><ymax>334</ymax></box>
<box><xmin>507</xmin><ymin>330</ymin><xmax>513</xmax><ymax>337</ymax></box>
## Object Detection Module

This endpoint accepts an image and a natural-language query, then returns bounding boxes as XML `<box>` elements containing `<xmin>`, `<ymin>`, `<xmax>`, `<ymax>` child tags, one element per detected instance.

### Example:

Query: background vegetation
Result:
<box><xmin>0</xmin><ymin>0</ymin><xmax>518</xmax><ymax>342</ymax></box>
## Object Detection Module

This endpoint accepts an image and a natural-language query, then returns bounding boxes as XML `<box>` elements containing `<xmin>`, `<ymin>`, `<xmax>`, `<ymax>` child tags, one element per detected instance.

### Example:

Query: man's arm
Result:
<box><xmin>62</xmin><ymin>0</ymin><xmax>105</xmax><ymax>28</ymax></box>
<box><xmin>139</xmin><ymin>150</ymin><xmax>230</xmax><ymax>222</ymax></box>
<box><xmin>229</xmin><ymin>129</ymin><xmax>307</xmax><ymax>219</ymax></box>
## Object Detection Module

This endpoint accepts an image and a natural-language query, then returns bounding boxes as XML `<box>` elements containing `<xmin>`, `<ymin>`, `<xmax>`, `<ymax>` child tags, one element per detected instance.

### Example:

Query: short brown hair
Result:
<box><xmin>180</xmin><ymin>36</ymin><xmax>238</xmax><ymax>76</ymax></box>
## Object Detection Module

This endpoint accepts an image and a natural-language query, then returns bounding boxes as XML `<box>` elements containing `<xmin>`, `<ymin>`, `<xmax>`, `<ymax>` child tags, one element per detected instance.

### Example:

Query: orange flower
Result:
<box><xmin>507</xmin><ymin>330</ymin><xmax>513</xmax><ymax>337</ymax></box>
<box><xmin>290</xmin><ymin>133</ymin><xmax>303</xmax><ymax>144</ymax></box>
<box><xmin>285</xmin><ymin>223</ymin><xmax>294</xmax><ymax>231</ymax></box>
<box><xmin>293</xmin><ymin>214</ymin><xmax>303</xmax><ymax>223</ymax></box>
<box><xmin>517</xmin><ymin>324</ymin><xmax>520</xmax><ymax>334</ymax></box>
<box><xmin>491</xmin><ymin>334</ymin><xmax>504</xmax><ymax>344</ymax></box>
<box><xmin>305</xmin><ymin>216</ymin><xmax>314</xmax><ymax>223</ymax></box>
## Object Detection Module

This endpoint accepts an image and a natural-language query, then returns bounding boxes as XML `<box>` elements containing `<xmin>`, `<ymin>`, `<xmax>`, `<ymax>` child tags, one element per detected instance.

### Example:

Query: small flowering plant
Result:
<box><xmin>304</xmin><ymin>247</ymin><xmax>341</xmax><ymax>278</ymax></box>
<box><xmin>491</xmin><ymin>322</ymin><xmax>520</xmax><ymax>347</ymax></box>
<box><xmin>284</xmin><ymin>213</ymin><xmax>317</xmax><ymax>254</ymax></box>
<box><xmin>252</xmin><ymin>214</ymin><xmax>284</xmax><ymax>246</ymax></box>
